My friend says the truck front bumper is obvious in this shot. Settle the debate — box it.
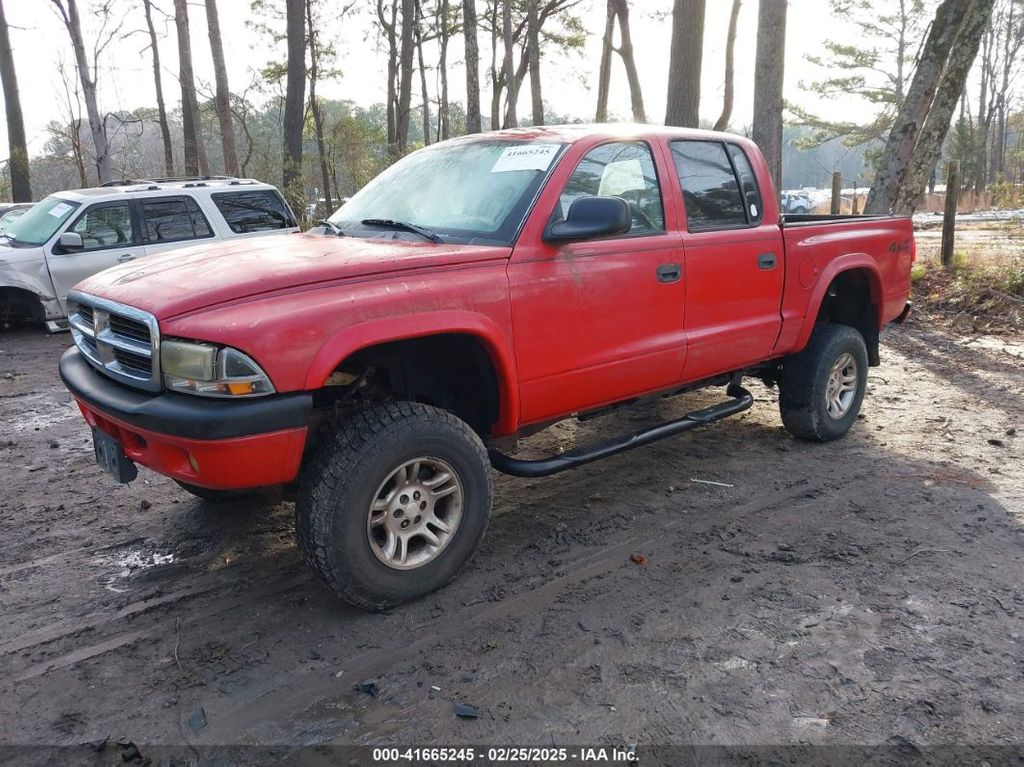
[59,348,312,490]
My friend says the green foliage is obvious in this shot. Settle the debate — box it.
[991,179,1024,209]
[1001,259,1024,297]
[795,0,931,149]
[949,115,984,192]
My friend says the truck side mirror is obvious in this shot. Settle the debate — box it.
[545,196,632,243]
[58,232,84,250]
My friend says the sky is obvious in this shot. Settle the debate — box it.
[0,0,865,155]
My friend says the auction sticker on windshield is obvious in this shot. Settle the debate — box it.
[491,144,561,173]
[48,202,74,218]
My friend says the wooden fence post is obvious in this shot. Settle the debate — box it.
[941,159,960,270]
[830,172,842,214]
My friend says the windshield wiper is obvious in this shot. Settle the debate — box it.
[320,220,346,236]
[360,218,443,244]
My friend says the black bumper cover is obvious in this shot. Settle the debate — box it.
[59,347,313,441]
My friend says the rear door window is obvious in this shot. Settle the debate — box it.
[670,140,751,232]
[211,190,296,233]
[139,196,213,243]
[726,145,763,224]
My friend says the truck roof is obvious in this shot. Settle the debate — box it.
[54,177,278,201]
[451,122,751,146]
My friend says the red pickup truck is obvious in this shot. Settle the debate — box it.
[59,125,914,609]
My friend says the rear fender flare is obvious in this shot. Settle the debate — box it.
[795,254,884,352]
[303,310,520,434]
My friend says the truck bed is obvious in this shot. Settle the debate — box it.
[781,213,895,226]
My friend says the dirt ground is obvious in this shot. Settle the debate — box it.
[2,315,1024,762]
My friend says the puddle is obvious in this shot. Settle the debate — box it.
[792,715,830,729]
[11,395,78,433]
[92,545,176,593]
[714,656,753,672]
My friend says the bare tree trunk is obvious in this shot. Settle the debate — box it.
[438,0,450,139]
[397,0,416,153]
[664,0,705,127]
[463,0,481,133]
[502,0,517,127]
[142,0,173,176]
[752,0,786,188]
[56,63,87,186]
[893,0,995,213]
[205,0,238,175]
[971,21,994,194]
[306,0,331,214]
[865,0,972,214]
[283,0,306,210]
[415,0,431,144]
[595,0,615,122]
[527,0,543,125]
[0,0,29,200]
[50,0,111,183]
[489,1,501,130]
[173,0,206,176]
[713,0,741,132]
[615,0,645,123]
[992,0,1023,178]
[377,1,400,153]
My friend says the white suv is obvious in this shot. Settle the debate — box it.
[0,177,299,331]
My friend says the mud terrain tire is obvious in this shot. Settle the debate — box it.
[779,323,869,442]
[296,402,493,611]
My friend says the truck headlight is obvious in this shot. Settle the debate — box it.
[161,340,275,397]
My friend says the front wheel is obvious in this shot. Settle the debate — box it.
[778,324,869,442]
[295,402,493,610]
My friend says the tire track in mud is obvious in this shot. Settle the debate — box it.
[193,473,850,744]
[0,536,147,579]
[11,570,311,682]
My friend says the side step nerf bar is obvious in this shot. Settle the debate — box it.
[489,384,754,478]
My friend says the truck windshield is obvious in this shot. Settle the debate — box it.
[0,196,80,247]
[327,139,566,245]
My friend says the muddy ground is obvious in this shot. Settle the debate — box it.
[2,317,1024,761]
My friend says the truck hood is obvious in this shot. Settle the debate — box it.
[74,233,512,319]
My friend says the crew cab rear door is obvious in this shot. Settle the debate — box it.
[667,139,785,380]
[508,139,686,425]
[137,195,218,256]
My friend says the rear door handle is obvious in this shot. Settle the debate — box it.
[117,254,136,263]
[757,253,777,270]
[656,263,682,283]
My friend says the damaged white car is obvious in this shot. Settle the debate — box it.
[0,177,298,331]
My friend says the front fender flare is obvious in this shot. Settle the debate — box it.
[303,310,521,435]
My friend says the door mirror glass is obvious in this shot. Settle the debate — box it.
[545,196,632,243]
[58,231,84,250]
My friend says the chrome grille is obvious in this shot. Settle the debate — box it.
[67,290,161,393]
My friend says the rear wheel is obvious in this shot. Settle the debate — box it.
[779,323,868,441]
[296,402,492,610]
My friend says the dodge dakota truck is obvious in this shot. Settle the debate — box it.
[59,125,914,610]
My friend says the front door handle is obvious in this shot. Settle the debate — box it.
[656,263,682,283]
[117,254,136,263]
[758,253,777,270]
